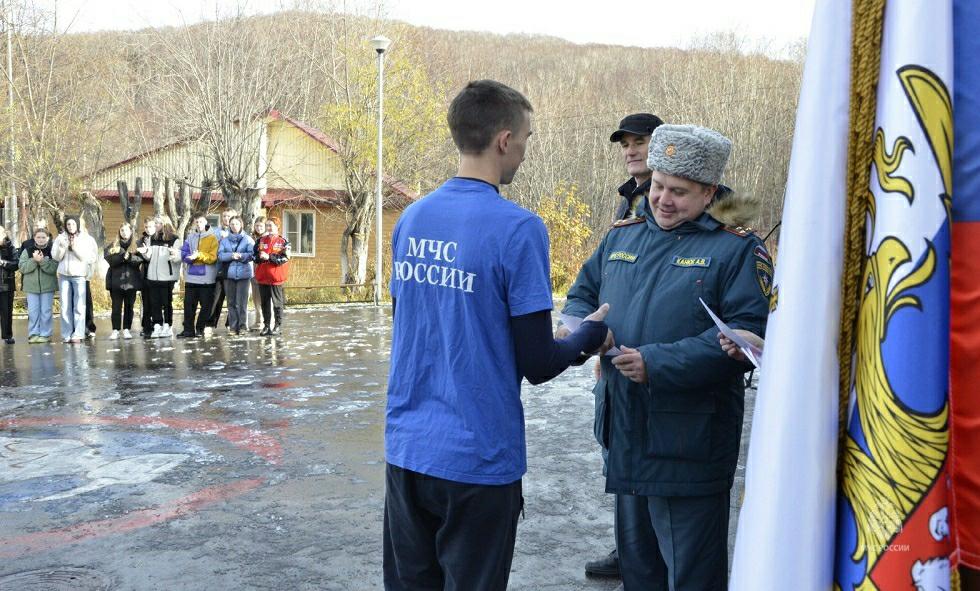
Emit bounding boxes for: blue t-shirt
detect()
[385,177,554,485]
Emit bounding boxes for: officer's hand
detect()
[718,332,746,362]
[555,325,572,339]
[718,330,764,362]
[584,303,615,354]
[598,328,615,355]
[612,346,647,383]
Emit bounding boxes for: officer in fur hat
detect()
[563,124,771,590]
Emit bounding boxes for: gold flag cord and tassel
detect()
[838,0,886,470]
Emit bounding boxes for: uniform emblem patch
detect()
[756,260,774,297]
[671,256,711,268]
[754,245,772,264]
[608,251,638,263]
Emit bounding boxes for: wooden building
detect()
[84,110,416,288]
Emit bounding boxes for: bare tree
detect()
[140,9,309,228]
[0,0,119,241]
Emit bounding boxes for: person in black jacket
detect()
[0,226,17,344]
[137,218,157,337]
[104,223,144,340]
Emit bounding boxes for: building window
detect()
[206,215,220,230]
[283,210,315,256]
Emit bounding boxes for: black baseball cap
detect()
[609,113,664,142]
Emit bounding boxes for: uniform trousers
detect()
[615,491,729,591]
[383,464,523,591]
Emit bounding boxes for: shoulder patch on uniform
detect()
[754,244,772,264]
[756,259,774,297]
[608,251,638,263]
[611,216,645,229]
[722,225,755,238]
[671,256,711,268]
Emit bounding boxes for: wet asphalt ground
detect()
[0,304,755,590]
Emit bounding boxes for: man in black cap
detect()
[610,113,664,221]
[579,112,663,580]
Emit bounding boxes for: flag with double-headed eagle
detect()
[833,0,953,587]
[732,0,980,589]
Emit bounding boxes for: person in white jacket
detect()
[51,215,98,344]
[137,218,182,338]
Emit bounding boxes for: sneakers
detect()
[203,326,214,338]
[151,324,162,338]
[4,337,13,345]
[28,335,38,344]
[162,323,174,338]
[108,330,120,340]
[259,327,271,336]
[270,326,282,336]
[123,329,133,340]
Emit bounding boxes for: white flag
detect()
[729,1,850,588]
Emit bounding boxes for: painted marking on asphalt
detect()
[0,478,264,558]
[0,416,283,464]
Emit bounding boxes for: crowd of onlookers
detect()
[0,208,291,345]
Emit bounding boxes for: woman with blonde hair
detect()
[104,222,144,340]
[217,215,255,335]
[139,218,181,338]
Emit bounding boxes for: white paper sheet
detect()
[699,298,762,368]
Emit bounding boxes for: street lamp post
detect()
[370,35,391,307]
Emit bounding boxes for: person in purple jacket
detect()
[178,216,220,338]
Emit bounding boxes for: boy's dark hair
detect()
[447,80,533,154]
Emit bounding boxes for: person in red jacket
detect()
[253,216,290,336]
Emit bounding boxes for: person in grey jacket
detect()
[179,216,220,338]
[217,216,255,335]
[51,215,98,344]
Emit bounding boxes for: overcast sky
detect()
[44,0,816,51]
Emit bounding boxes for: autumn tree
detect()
[313,16,451,286]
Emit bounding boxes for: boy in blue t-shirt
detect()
[383,80,612,590]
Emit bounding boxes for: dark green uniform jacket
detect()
[563,211,771,497]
